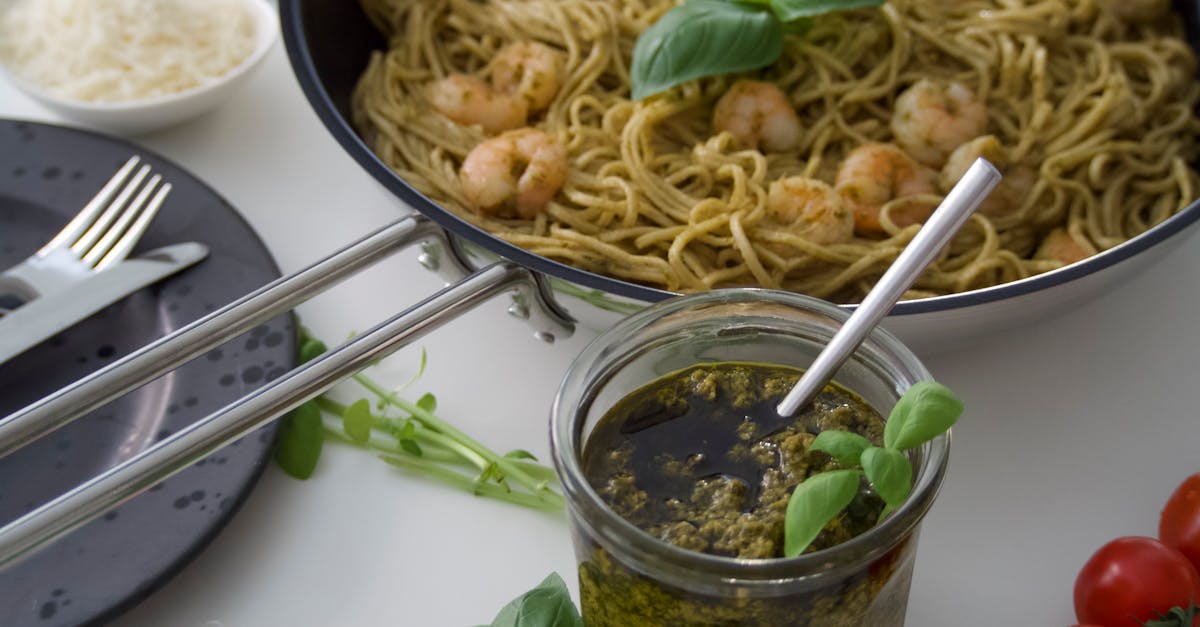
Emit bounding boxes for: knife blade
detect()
[0,242,209,366]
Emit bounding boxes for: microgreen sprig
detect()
[631,0,883,100]
[782,381,962,557]
[274,328,564,512]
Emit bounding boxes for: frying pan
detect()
[277,0,1200,352]
[3,0,1200,568]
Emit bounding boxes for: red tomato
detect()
[1161,473,1200,574]
[1074,536,1200,626]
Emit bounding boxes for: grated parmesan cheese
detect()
[0,0,257,103]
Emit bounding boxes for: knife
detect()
[0,242,209,366]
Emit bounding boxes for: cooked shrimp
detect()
[891,79,988,167]
[765,177,854,245]
[940,136,1009,190]
[835,143,937,236]
[491,42,564,113]
[940,136,1038,219]
[972,165,1037,220]
[460,128,567,218]
[429,74,527,135]
[1034,228,1095,265]
[713,80,801,153]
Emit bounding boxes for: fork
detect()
[0,155,173,305]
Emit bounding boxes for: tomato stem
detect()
[1140,605,1197,627]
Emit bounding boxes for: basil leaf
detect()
[631,0,783,100]
[782,16,814,35]
[860,446,911,511]
[343,398,373,444]
[783,469,861,557]
[768,0,883,23]
[274,401,324,479]
[489,573,584,627]
[883,381,963,450]
[810,430,872,467]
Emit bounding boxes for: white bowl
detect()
[0,0,279,136]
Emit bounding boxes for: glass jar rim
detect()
[550,288,950,588]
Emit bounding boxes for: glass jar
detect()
[550,289,949,626]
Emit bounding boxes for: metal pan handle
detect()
[0,215,574,566]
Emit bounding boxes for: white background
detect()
[3,14,1199,627]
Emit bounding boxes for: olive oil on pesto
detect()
[582,362,887,559]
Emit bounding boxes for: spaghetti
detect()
[353,0,1200,302]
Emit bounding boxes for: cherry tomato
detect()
[1161,473,1200,574]
[1074,536,1200,626]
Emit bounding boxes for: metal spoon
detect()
[775,158,1002,417]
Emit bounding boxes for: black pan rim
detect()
[278,0,1200,317]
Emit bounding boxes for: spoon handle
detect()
[775,158,1002,417]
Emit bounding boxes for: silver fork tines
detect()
[87,176,173,270]
[70,164,151,260]
[0,155,172,301]
[39,156,142,255]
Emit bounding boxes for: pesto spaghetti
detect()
[353,0,1200,302]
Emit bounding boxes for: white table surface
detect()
[3,25,1199,627]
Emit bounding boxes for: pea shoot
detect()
[783,381,962,556]
[274,328,564,512]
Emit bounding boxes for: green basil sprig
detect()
[782,381,962,557]
[884,381,963,450]
[783,469,861,557]
[761,0,886,22]
[631,0,883,100]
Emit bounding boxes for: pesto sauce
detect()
[574,362,910,627]
[582,362,886,559]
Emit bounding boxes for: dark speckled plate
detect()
[0,120,294,626]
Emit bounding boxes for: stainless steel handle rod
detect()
[0,216,442,457]
[0,261,536,566]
